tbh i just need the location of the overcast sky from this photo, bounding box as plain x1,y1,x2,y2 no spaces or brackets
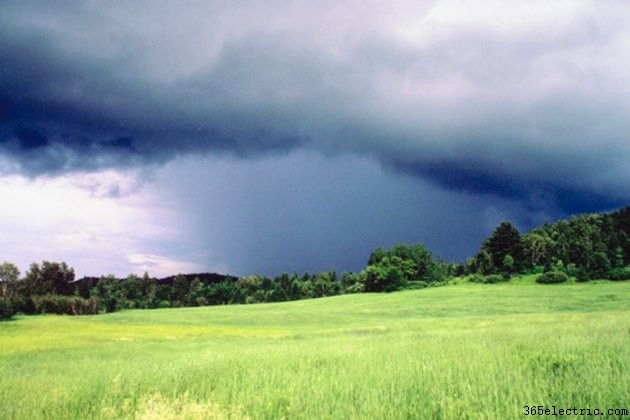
1,1,629,278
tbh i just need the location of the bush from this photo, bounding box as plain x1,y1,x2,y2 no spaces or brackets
407,281,428,290
590,252,611,278
468,274,484,283
485,274,509,284
0,297,14,320
18,297,37,315
606,266,630,281
32,295,100,315
365,264,407,292
74,297,100,315
565,263,578,277
468,274,508,284
527,265,545,275
345,282,365,293
575,268,591,283
536,272,569,284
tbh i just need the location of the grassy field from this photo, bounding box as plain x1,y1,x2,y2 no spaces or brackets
1,279,629,419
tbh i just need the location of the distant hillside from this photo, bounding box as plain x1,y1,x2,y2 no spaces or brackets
74,272,238,286
156,272,238,286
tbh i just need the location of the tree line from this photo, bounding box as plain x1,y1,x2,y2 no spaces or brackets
465,206,630,282
0,242,453,320
2,206,630,320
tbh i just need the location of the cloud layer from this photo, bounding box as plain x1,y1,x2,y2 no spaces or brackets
1,0,630,216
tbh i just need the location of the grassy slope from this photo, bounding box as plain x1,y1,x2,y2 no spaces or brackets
0,281,629,419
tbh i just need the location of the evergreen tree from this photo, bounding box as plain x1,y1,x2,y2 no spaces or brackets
477,222,524,274
170,274,189,306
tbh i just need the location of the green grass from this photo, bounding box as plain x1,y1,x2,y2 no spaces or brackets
1,281,629,419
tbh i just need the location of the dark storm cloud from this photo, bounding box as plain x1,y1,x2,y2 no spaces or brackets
0,14,308,173
154,152,517,275
1,1,630,214
391,157,629,214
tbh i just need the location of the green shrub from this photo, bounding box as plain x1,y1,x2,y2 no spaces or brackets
0,297,14,320
345,282,365,293
468,274,484,283
590,252,611,278
33,295,72,314
32,295,100,315
606,266,630,281
365,264,407,292
575,268,591,283
18,297,37,315
468,274,508,284
74,297,100,315
526,265,545,275
485,274,509,284
536,272,569,284
565,263,578,277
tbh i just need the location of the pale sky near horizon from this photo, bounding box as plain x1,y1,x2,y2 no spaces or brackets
1,1,629,278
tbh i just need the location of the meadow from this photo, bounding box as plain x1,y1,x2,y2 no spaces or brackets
1,278,629,419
